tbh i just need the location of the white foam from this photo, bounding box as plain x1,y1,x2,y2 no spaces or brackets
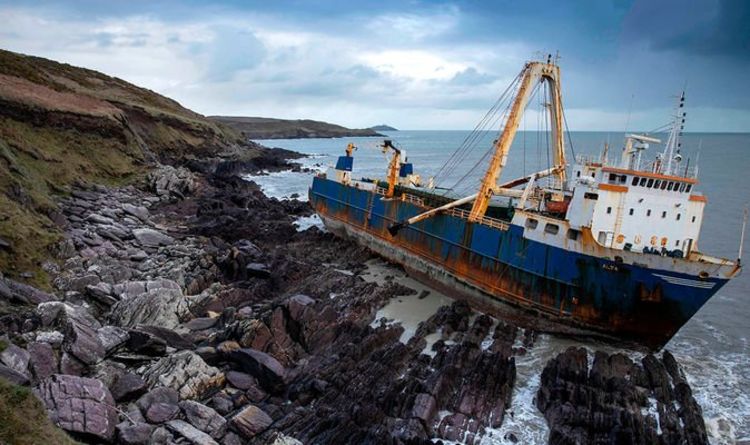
294,214,325,232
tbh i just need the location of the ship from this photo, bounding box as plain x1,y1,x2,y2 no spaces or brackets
308,57,743,348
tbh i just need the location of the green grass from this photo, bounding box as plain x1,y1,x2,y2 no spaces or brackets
0,378,79,445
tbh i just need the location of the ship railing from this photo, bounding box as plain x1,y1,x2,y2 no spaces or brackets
374,186,509,230
575,154,603,166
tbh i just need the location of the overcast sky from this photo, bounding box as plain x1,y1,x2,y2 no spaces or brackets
1,0,748,131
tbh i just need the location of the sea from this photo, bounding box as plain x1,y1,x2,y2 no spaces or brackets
246,131,749,444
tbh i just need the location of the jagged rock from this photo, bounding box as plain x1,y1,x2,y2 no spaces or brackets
117,422,155,445
37,302,105,365
270,434,304,445
142,351,224,399
37,374,118,441
59,352,87,376
110,284,189,329
211,393,234,416
127,329,168,356
411,393,437,425
27,341,57,380
136,386,179,414
97,325,130,354
0,342,30,377
135,325,193,350
86,282,117,306
148,165,196,198
146,402,180,423
229,348,286,393
133,228,174,247
167,419,219,445
110,372,147,402
231,405,273,439
245,263,271,278
180,400,227,438
185,317,218,331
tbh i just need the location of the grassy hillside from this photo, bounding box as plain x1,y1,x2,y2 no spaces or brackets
209,116,384,139
0,49,246,286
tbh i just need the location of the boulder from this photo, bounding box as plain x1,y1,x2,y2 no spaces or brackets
37,374,118,441
166,419,219,445
0,342,30,377
127,329,167,356
142,351,224,399
136,386,179,414
0,363,29,385
133,228,174,247
36,330,65,346
225,371,258,391
117,422,155,445
122,203,149,221
97,325,130,354
37,302,105,365
230,349,286,393
180,400,227,438
148,165,196,198
110,285,189,329
110,372,147,402
27,342,58,381
146,402,180,423
230,405,273,439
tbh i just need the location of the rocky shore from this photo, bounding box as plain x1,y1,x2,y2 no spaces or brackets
0,148,710,445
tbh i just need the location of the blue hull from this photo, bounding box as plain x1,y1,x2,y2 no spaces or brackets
309,176,729,348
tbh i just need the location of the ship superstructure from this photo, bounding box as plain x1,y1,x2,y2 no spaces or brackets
309,57,741,348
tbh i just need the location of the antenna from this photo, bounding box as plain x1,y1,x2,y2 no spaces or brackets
739,206,748,264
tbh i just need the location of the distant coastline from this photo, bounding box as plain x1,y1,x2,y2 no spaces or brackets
209,116,387,139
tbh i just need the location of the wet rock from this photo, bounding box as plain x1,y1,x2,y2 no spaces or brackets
245,263,271,279
146,402,180,423
117,422,155,445
37,374,118,441
167,419,219,445
229,348,286,393
142,351,224,399
536,347,706,445
135,325,193,350
27,341,57,381
133,228,174,247
185,317,218,331
180,400,227,438
110,372,147,402
411,393,437,425
231,405,273,439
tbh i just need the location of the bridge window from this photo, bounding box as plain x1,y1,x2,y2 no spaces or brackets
667,181,674,191
544,223,559,235
567,229,581,240
662,211,667,218
631,176,639,186
647,178,654,188
647,209,652,216
639,177,647,186
685,184,692,193
678,183,685,192
620,175,627,183
606,207,612,214
654,180,661,189
660,181,668,190
629,208,634,216
584,192,598,200
525,218,538,230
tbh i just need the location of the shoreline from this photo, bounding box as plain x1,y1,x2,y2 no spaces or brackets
0,144,714,444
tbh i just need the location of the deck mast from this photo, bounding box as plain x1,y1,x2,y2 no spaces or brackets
469,57,566,221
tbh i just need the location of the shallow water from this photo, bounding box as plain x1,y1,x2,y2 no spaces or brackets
247,131,750,444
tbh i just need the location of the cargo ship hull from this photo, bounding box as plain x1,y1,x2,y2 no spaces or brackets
310,176,730,348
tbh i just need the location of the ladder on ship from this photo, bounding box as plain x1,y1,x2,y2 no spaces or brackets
611,193,627,247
